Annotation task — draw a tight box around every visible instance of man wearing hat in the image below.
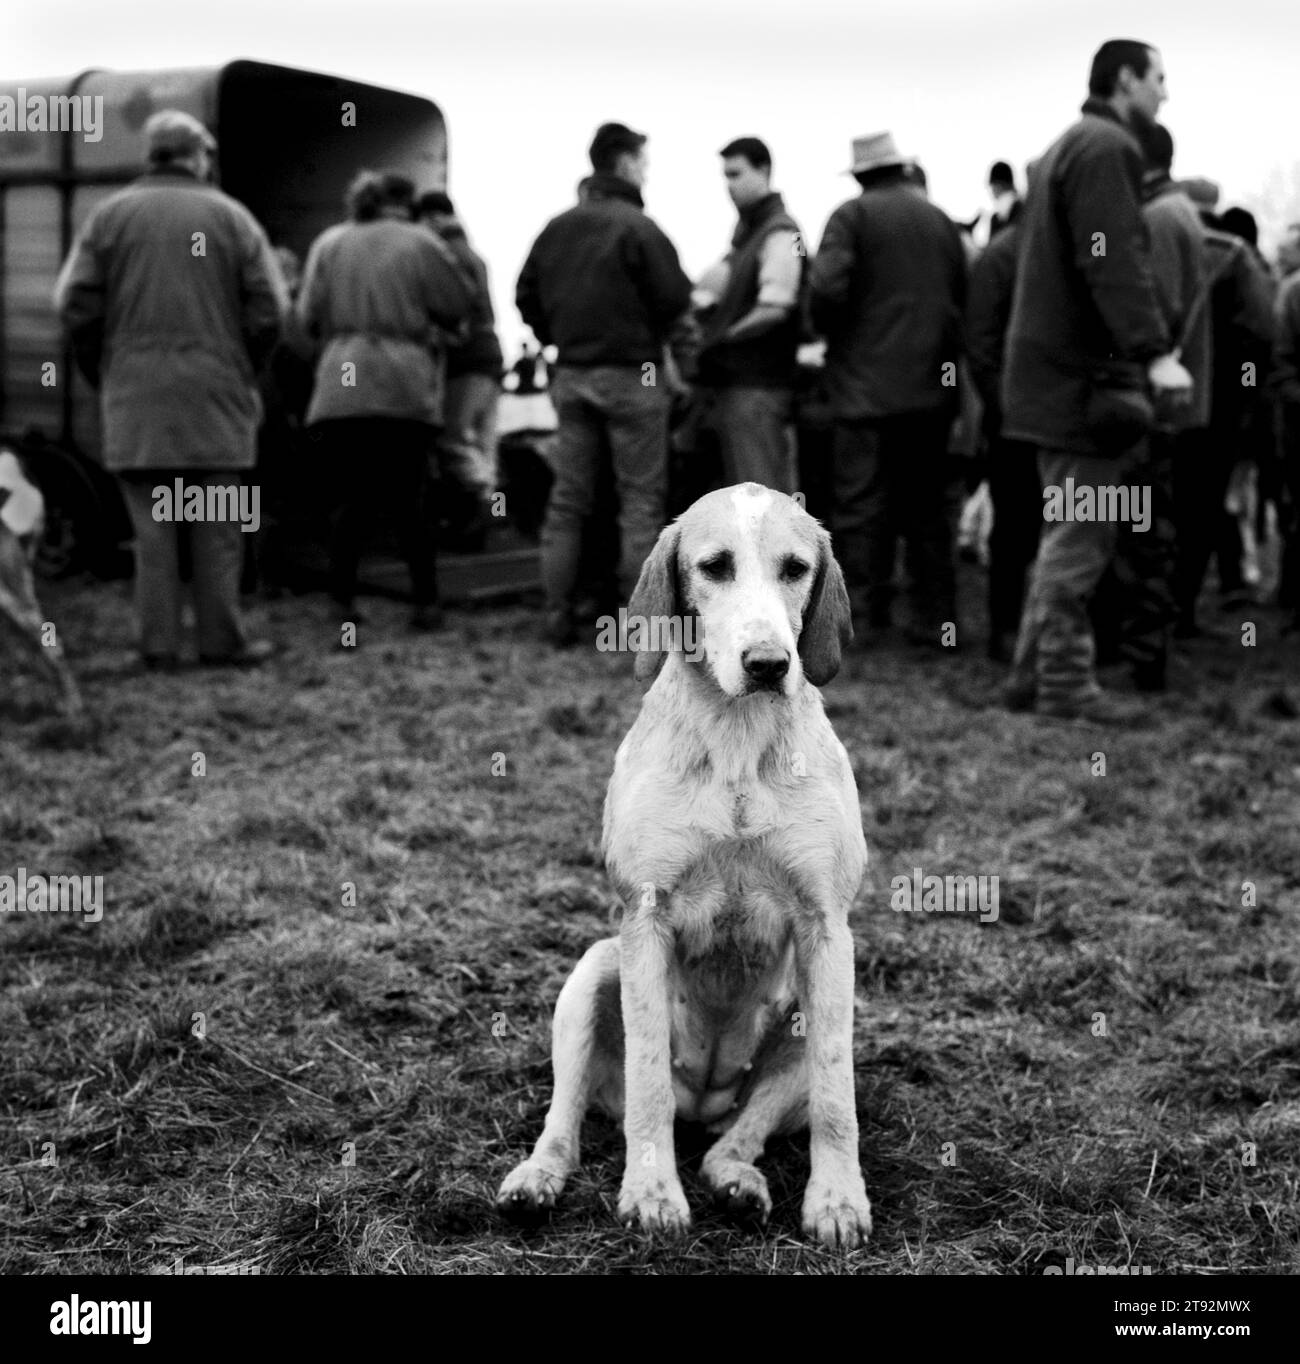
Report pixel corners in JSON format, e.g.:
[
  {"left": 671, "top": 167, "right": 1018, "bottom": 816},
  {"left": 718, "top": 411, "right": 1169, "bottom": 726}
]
[
  {"left": 517, "top": 122, "right": 691, "bottom": 646},
  {"left": 56, "top": 109, "right": 286, "bottom": 668},
  {"left": 810, "top": 130, "right": 968, "bottom": 647}
]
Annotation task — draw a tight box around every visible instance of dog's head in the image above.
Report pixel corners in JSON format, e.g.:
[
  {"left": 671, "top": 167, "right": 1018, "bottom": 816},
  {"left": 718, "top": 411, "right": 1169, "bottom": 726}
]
[{"left": 627, "top": 483, "right": 851, "bottom": 696}]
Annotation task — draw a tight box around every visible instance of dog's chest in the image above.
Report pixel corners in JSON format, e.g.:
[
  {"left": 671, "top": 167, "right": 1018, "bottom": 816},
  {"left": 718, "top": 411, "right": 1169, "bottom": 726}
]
[{"left": 667, "top": 931, "right": 797, "bottom": 1124}]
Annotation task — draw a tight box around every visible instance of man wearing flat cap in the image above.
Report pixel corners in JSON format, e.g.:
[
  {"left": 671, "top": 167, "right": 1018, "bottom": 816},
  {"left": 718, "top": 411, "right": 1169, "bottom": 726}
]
[
  {"left": 811, "top": 130, "right": 968, "bottom": 648},
  {"left": 56, "top": 108, "right": 286, "bottom": 669}
]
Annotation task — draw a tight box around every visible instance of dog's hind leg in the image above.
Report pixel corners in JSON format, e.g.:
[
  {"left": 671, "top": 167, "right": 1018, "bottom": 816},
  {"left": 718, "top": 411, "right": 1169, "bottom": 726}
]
[
  {"left": 497, "top": 936, "right": 622, "bottom": 1218},
  {"left": 0, "top": 535, "right": 82, "bottom": 715},
  {"left": 701, "top": 1028, "right": 808, "bottom": 1227}
]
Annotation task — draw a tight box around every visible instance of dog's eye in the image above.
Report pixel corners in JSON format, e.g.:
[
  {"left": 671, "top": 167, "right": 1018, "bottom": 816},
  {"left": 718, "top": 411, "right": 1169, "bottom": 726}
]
[
  {"left": 697, "top": 554, "right": 733, "bottom": 581},
  {"left": 781, "top": 557, "right": 811, "bottom": 582}
]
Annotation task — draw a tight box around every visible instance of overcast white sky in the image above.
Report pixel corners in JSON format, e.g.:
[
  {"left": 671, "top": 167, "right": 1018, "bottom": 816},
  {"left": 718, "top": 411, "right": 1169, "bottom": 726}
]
[{"left": 7, "top": 0, "right": 1300, "bottom": 355}]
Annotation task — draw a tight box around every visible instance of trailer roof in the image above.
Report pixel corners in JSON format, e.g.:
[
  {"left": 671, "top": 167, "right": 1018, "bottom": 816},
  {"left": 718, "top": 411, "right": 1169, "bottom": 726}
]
[{"left": 0, "top": 60, "right": 446, "bottom": 183}]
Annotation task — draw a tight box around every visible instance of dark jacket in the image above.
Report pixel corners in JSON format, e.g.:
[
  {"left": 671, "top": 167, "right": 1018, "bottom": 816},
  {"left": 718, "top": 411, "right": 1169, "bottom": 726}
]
[
  {"left": 810, "top": 174, "right": 967, "bottom": 420},
  {"left": 1206, "top": 233, "right": 1275, "bottom": 433},
  {"left": 516, "top": 174, "right": 691, "bottom": 367},
  {"left": 1001, "top": 98, "right": 1169, "bottom": 454},
  {"left": 965, "top": 222, "right": 1020, "bottom": 429},
  {"left": 54, "top": 169, "right": 286, "bottom": 472},
  {"left": 435, "top": 222, "right": 504, "bottom": 380},
  {"left": 1272, "top": 270, "right": 1300, "bottom": 407},
  {"left": 697, "top": 191, "right": 805, "bottom": 389},
  {"left": 1143, "top": 179, "right": 1211, "bottom": 430}
]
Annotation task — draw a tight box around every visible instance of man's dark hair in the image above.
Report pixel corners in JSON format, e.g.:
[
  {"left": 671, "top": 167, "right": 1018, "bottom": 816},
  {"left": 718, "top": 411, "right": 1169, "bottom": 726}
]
[
  {"left": 415, "top": 190, "right": 455, "bottom": 218},
  {"left": 720, "top": 137, "right": 772, "bottom": 174},
  {"left": 1136, "top": 120, "right": 1174, "bottom": 174},
  {"left": 989, "top": 160, "right": 1014, "bottom": 187},
  {"left": 347, "top": 170, "right": 415, "bottom": 222},
  {"left": 854, "top": 163, "right": 913, "bottom": 193},
  {"left": 589, "top": 122, "right": 646, "bottom": 174},
  {"left": 1218, "top": 206, "right": 1259, "bottom": 247},
  {"left": 1089, "top": 39, "right": 1156, "bottom": 97}
]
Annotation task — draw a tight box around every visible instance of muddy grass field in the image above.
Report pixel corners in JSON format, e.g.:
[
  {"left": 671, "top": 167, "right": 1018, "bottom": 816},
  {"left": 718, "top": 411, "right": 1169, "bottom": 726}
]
[{"left": 2, "top": 567, "right": 1298, "bottom": 1276}]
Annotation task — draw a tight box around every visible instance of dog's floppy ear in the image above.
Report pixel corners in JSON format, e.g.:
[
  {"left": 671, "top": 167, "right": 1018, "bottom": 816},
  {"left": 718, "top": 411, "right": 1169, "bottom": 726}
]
[
  {"left": 799, "top": 526, "right": 852, "bottom": 686},
  {"left": 627, "top": 521, "right": 682, "bottom": 684}
]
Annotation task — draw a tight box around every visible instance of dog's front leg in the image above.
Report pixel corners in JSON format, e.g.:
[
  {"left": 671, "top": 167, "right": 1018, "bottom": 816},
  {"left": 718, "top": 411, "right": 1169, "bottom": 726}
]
[
  {"left": 617, "top": 898, "right": 690, "bottom": 1235},
  {"left": 797, "top": 918, "right": 872, "bottom": 1249}
]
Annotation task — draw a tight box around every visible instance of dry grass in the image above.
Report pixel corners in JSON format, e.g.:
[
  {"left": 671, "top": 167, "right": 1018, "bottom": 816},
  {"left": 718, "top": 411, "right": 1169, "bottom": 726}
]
[{"left": 1, "top": 568, "right": 1298, "bottom": 1274}]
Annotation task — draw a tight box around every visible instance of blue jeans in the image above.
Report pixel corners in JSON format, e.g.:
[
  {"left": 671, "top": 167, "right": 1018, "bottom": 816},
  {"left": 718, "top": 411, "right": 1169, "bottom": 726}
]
[{"left": 541, "top": 365, "right": 669, "bottom": 610}]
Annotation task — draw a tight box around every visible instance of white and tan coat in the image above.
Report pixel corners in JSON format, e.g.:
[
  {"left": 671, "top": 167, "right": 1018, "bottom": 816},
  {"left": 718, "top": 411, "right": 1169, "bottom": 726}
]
[{"left": 498, "top": 483, "right": 871, "bottom": 1248}]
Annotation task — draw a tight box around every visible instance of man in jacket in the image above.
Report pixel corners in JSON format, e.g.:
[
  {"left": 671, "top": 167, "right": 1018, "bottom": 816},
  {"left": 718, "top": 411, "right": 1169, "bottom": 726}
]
[
  {"left": 1197, "top": 208, "right": 1278, "bottom": 617},
  {"left": 692, "top": 137, "right": 805, "bottom": 494},
  {"left": 55, "top": 109, "right": 286, "bottom": 669},
  {"left": 1134, "top": 128, "right": 1274, "bottom": 648},
  {"left": 1272, "top": 224, "right": 1300, "bottom": 630},
  {"left": 416, "top": 191, "right": 504, "bottom": 549},
  {"left": 1093, "top": 120, "right": 1202, "bottom": 691},
  {"left": 810, "top": 131, "right": 967, "bottom": 646},
  {"left": 298, "top": 171, "right": 472, "bottom": 633},
  {"left": 1001, "top": 39, "right": 1193, "bottom": 722},
  {"left": 517, "top": 122, "right": 692, "bottom": 646}
]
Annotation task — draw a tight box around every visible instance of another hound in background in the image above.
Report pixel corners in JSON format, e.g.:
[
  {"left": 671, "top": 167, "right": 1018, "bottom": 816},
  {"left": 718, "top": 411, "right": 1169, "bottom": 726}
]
[
  {"left": 498, "top": 483, "right": 872, "bottom": 1249},
  {"left": 0, "top": 449, "right": 83, "bottom": 716}
]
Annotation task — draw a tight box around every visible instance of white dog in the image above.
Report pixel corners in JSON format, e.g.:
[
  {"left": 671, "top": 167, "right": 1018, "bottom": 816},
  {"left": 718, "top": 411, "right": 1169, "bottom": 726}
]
[
  {"left": 0, "top": 449, "right": 82, "bottom": 716},
  {"left": 498, "top": 483, "right": 871, "bottom": 1248}
]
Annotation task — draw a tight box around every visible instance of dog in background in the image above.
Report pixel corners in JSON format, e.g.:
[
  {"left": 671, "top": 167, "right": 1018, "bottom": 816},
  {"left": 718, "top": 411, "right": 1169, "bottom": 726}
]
[
  {"left": 0, "top": 448, "right": 83, "bottom": 716},
  {"left": 498, "top": 482, "right": 872, "bottom": 1248}
]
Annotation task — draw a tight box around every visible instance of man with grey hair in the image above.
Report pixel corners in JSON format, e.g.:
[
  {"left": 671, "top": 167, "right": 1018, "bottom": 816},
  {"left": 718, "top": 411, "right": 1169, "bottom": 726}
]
[
  {"left": 56, "top": 109, "right": 286, "bottom": 668},
  {"left": 811, "top": 130, "right": 967, "bottom": 647}
]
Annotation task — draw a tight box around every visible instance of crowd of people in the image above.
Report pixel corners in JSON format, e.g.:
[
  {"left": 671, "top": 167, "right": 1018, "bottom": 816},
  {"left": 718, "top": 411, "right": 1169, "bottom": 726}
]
[{"left": 50, "top": 37, "right": 1300, "bottom": 722}]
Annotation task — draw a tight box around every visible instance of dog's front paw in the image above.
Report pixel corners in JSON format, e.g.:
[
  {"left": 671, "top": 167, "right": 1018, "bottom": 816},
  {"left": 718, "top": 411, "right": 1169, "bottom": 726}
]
[
  {"left": 704, "top": 1158, "right": 771, "bottom": 1226},
  {"left": 802, "top": 1170, "right": 872, "bottom": 1250},
  {"left": 617, "top": 1174, "right": 691, "bottom": 1235},
  {"left": 496, "top": 1159, "right": 566, "bottom": 1220}
]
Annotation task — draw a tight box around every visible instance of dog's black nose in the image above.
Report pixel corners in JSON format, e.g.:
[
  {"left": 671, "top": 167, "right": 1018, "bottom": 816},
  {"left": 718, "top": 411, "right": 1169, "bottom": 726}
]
[{"left": 742, "top": 647, "right": 789, "bottom": 686}]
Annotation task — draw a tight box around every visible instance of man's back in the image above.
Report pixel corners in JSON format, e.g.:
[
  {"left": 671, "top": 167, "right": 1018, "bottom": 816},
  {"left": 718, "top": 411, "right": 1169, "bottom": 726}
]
[
  {"left": 1144, "top": 185, "right": 1210, "bottom": 429},
  {"left": 965, "top": 222, "right": 1021, "bottom": 413},
  {"left": 437, "top": 227, "right": 503, "bottom": 378},
  {"left": 301, "top": 218, "right": 468, "bottom": 340},
  {"left": 78, "top": 173, "right": 270, "bottom": 370},
  {"left": 55, "top": 169, "right": 284, "bottom": 471},
  {"left": 517, "top": 176, "right": 690, "bottom": 367},
  {"left": 810, "top": 181, "right": 966, "bottom": 420}
]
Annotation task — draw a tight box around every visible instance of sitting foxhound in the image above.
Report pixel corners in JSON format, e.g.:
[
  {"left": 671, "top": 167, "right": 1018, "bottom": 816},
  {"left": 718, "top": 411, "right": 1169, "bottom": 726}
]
[
  {"left": 498, "top": 483, "right": 871, "bottom": 1248},
  {"left": 0, "top": 449, "right": 82, "bottom": 716}
]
